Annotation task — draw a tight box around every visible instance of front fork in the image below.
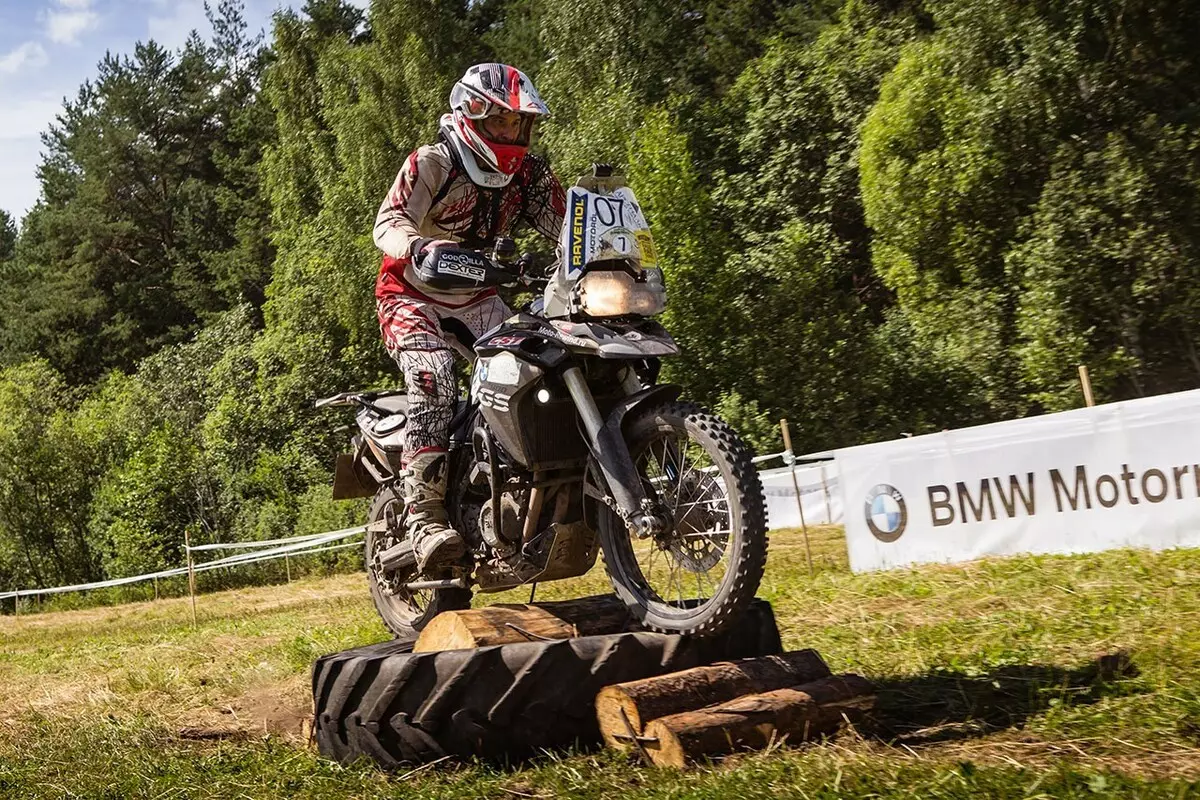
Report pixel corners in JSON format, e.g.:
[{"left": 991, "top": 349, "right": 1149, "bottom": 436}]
[{"left": 561, "top": 366, "right": 673, "bottom": 537}]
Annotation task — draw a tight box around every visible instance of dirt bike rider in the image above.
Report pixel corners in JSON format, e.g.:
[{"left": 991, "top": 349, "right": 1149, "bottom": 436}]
[{"left": 373, "top": 64, "right": 566, "bottom": 575}]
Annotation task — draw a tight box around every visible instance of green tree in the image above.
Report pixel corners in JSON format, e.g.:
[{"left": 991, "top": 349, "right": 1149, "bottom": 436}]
[
  {"left": 1012, "top": 126, "right": 1200, "bottom": 410},
  {"left": 861, "top": 0, "right": 1200, "bottom": 412},
  {"left": 0, "top": 361, "right": 97, "bottom": 589},
  {"left": 3, "top": 3, "right": 276, "bottom": 383},
  {"left": 0, "top": 210, "right": 15, "bottom": 262}
]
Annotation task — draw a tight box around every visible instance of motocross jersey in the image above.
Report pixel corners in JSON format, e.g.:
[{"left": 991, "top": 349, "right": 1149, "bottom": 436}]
[{"left": 373, "top": 140, "right": 566, "bottom": 306}]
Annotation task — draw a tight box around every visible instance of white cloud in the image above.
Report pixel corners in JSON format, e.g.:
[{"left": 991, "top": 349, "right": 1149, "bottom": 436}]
[
  {"left": 45, "top": 0, "right": 100, "bottom": 45},
  {"left": 147, "top": 0, "right": 208, "bottom": 51},
  {"left": 0, "top": 42, "right": 49, "bottom": 76},
  {"left": 0, "top": 96, "right": 65, "bottom": 141},
  {"left": 0, "top": 136, "right": 46, "bottom": 220}
]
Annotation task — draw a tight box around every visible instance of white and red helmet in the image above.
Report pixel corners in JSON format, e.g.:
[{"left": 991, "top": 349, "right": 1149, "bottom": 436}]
[{"left": 443, "top": 63, "right": 549, "bottom": 188}]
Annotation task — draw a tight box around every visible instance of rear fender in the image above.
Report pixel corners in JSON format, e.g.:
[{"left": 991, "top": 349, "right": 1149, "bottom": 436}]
[{"left": 332, "top": 451, "right": 378, "bottom": 499}]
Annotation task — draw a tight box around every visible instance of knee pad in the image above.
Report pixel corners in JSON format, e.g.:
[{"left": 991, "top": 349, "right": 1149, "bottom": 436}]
[
  {"left": 400, "top": 348, "right": 456, "bottom": 454},
  {"left": 400, "top": 348, "right": 456, "bottom": 404}
]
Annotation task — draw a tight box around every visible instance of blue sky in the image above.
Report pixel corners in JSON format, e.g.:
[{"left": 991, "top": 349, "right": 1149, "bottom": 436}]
[{"left": 0, "top": 0, "right": 367, "bottom": 224}]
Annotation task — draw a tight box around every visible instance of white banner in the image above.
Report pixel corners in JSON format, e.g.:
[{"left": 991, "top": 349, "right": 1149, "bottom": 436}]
[
  {"left": 837, "top": 388, "right": 1200, "bottom": 572},
  {"left": 760, "top": 462, "right": 843, "bottom": 530}
]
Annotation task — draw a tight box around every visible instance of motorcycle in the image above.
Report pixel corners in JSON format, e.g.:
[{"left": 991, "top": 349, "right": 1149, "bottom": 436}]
[{"left": 317, "top": 165, "right": 767, "bottom": 639}]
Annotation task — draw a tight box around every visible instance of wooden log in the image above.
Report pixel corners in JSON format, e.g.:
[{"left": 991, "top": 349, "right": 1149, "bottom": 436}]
[
  {"left": 642, "top": 674, "right": 875, "bottom": 768},
  {"left": 413, "top": 594, "right": 633, "bottom": 652},
  {"left": 596, "top": 649, "right": 830, "bottom": 749}
]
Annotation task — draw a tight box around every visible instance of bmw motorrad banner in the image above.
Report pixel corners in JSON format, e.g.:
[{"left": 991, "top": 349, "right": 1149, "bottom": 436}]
[{"left": 836, "top": 388, "right": 1200, "bottom": 572}]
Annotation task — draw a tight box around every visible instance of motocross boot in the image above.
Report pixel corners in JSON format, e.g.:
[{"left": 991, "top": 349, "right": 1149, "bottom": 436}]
[{"left": 403, "top": 450, "right": 466, "bottom": 573}]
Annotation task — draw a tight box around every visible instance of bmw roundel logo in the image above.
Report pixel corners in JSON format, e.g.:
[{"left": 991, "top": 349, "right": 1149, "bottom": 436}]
[{"left": 864, "top": 484, "right": 907, "bottom": 542}]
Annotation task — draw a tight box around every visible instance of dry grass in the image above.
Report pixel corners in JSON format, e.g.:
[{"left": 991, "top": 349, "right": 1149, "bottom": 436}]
[
  {"left": 3, "top": 526, "right": 1200, "bottom": 797},
  {"left": 0, "top": 575, "right": 372, "bottom": 738}
]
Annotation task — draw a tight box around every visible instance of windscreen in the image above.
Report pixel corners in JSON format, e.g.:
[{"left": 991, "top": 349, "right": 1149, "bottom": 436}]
[{"left": 558, "top": 185, "right": 659, "bottom": 280}]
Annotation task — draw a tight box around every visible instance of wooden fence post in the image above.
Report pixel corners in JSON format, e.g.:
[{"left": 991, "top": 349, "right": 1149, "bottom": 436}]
[
  {"left": 780, "top": 419, "right": 814, "bottom": 577},
  {"left": 1078, "top": 365, "right": 1095, "bottom": 407},
  {"left": 185, "top": 530, "right": 197, "bottom": 628}
]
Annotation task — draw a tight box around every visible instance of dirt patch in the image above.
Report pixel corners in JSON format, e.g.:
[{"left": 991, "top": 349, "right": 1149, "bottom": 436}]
[
  {"left": 173, "top": 674, "right": 312, "bottom": 743},
  {"left": 233, "top": 674, "right": 312, "bottom": 738}
]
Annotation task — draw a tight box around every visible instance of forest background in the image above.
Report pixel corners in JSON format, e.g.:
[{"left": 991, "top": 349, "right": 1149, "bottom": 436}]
[{"left": 0, "top": 0, "right": 1197, "bottom": 594}]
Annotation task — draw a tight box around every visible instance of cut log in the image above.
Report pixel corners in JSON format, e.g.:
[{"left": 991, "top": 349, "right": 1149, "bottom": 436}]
[
  {"left": 642, "top": 674, "right": 875, "bottom": 768},
  {"left": 596, "top": 649, "right": 830, "bottom": 749},
  {"left": 413, "top": 595, "right": 633, "bottom": 652}
]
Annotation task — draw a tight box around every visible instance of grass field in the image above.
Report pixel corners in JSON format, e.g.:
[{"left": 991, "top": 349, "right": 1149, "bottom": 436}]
[{"left": 2, "top": 526, "right": 1200, "bottom": 798}]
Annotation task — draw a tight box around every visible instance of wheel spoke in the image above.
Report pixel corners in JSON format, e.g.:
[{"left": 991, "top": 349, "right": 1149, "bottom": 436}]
[
  {"left": 670, "top": 434, "right": 689, "bottom": 522},
  {"left": 618, "top": 418, "right": 747, "bottom": 613},
  {"left": 679, "top": 528, "right": 733, "bottom": 539},
  {"left": 674, "top": 495, "right": 730, "bottom": 516}
]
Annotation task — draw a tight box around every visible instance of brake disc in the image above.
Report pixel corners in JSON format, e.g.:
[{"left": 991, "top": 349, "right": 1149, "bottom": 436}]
[{"left": 666, "top": 493, "right": 728, "bottom": 573}]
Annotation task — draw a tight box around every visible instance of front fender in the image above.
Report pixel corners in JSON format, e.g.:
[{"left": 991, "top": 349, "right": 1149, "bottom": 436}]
[{"left": 603, "top": 384, "right": 683, "bottom": 439}]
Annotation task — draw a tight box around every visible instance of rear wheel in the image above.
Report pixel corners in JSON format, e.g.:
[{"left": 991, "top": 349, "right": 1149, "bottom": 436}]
[
  {"left": 366, "top": 486, "right": 471, "bottom": 639},
  {"left": 596, "top": 401, "right": 768, "bottom": 638}
]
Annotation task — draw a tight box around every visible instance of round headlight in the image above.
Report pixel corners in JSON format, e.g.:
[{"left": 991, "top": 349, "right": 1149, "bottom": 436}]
[{"left": 574, "top": 270, "right": 665, "bottom": 318}]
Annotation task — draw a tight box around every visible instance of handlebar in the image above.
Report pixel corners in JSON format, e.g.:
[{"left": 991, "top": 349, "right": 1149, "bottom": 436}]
[
  {"left": 493, "top": 251, "right": 551, "bottom": 289},
  {"left": 480, "top": 237, "right": 554, "bottom": 288},
  {"left": 313, "top": 389, "right": 405, "bottom": 411}
]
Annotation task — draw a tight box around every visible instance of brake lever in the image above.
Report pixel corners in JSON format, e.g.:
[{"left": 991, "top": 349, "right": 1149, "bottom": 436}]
[
  {"left": 313, "top": 393, "right": 347, "bottom": 409},
  {"left": 512, "top": 252, "right": 548, "bottom": 288}
]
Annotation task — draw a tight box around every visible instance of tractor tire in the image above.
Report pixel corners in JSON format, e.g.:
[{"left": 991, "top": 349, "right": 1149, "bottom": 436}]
[{"left": 312, "top": 597, "right": 781, "bottom": 767}]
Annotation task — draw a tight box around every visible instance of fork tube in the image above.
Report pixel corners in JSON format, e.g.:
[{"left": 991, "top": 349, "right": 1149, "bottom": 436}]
[
  {"left": 522, "top": 475, "right": 546, "bottom": 544},
  {"left": 562, "top": 366, "right": 646, "bottom": 521},
  {"left": 562, "top": 367, "right": 605, "bottom": 441}
]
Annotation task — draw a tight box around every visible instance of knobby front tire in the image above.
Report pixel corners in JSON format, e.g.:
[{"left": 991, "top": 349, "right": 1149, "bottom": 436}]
[{"left": 597, "top": 401, "right": 768, "bottom": 638}]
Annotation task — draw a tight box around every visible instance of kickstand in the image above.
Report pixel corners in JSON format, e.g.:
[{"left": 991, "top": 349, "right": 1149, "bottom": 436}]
[{"left": 528, "top": 581, "right": 538, "bottom": 604}]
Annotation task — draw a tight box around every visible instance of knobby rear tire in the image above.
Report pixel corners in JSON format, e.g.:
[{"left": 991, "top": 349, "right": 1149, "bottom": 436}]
[
  {"left": 366, "top": 486, "right": 471, "bottom": 639},
  {"left": 597, "top": 401, "right": 768, "bottom": 638}
]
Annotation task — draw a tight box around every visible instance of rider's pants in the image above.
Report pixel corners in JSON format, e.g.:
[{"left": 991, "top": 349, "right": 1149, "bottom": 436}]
[{"left": 377, "top": 291, "right": 510, "bottom": 463}]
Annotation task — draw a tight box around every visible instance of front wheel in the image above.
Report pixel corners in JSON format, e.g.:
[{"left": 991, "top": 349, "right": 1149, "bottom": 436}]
[
  {"left": 365, "top": 486, "right": 471, "bottom": 639},
  {"left": 596, "top": 401, "right": 768, "bottom": 638}
]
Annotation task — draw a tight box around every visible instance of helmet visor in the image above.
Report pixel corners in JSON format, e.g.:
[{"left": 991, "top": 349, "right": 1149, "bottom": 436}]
[{"left": 460, "top": 89, "right": 496, "bottom": 120}]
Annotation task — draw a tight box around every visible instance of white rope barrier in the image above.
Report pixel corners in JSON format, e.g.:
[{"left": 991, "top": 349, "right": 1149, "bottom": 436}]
[
  {"left": 0, "top": 565, "right": 191, "bottom": 600},
  {"left": 184, "top": 530, "right": 341, "bottom": 552},
  {"left": 185, "top": 526, "right": 366, "bottom": 564},
  {"left": 190, "top": 540, "right": 364, "bottom": 573},
  {"left": 2, "top": 526, "right": 366, "bottom": 603},
  {"left": 751, "top": 450, "right": 788, "bottom": 465}
]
